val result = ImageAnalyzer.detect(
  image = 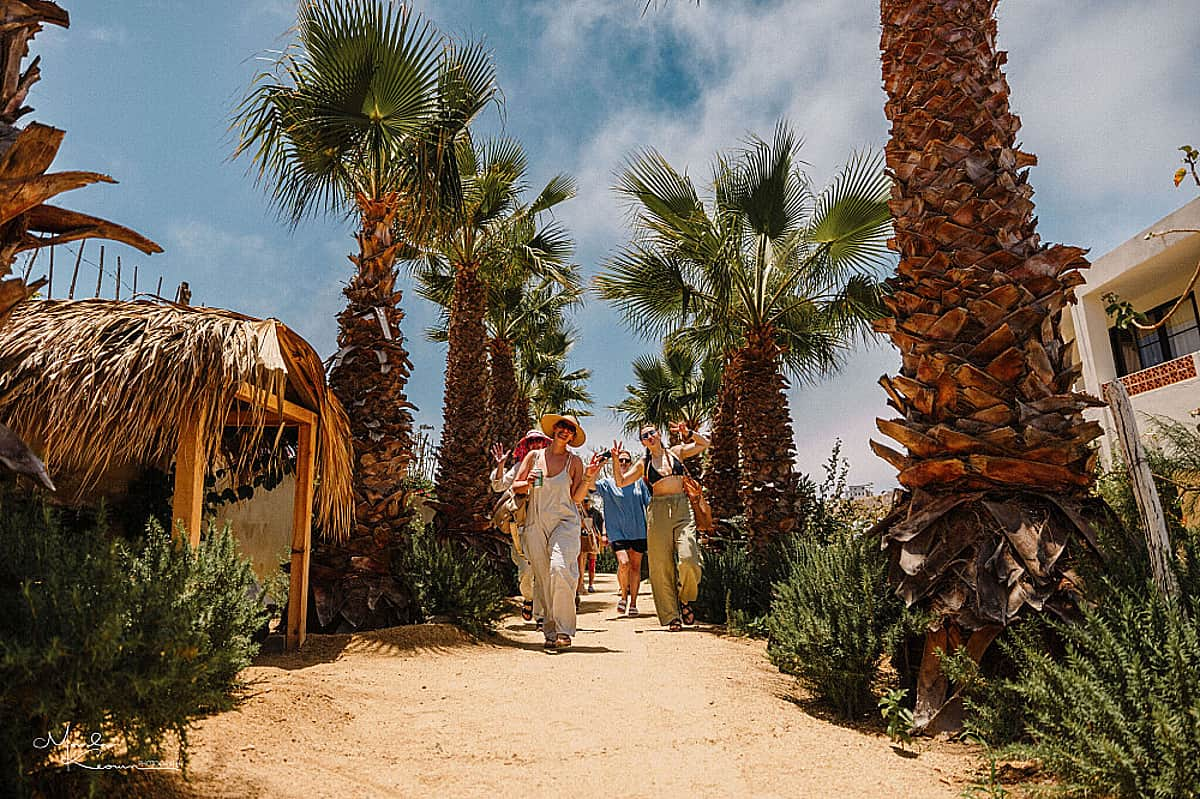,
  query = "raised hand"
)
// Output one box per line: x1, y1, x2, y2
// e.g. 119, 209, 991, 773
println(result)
586, 451, 606, 476
490, 442, 510, 465
668, 420, 690, 440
